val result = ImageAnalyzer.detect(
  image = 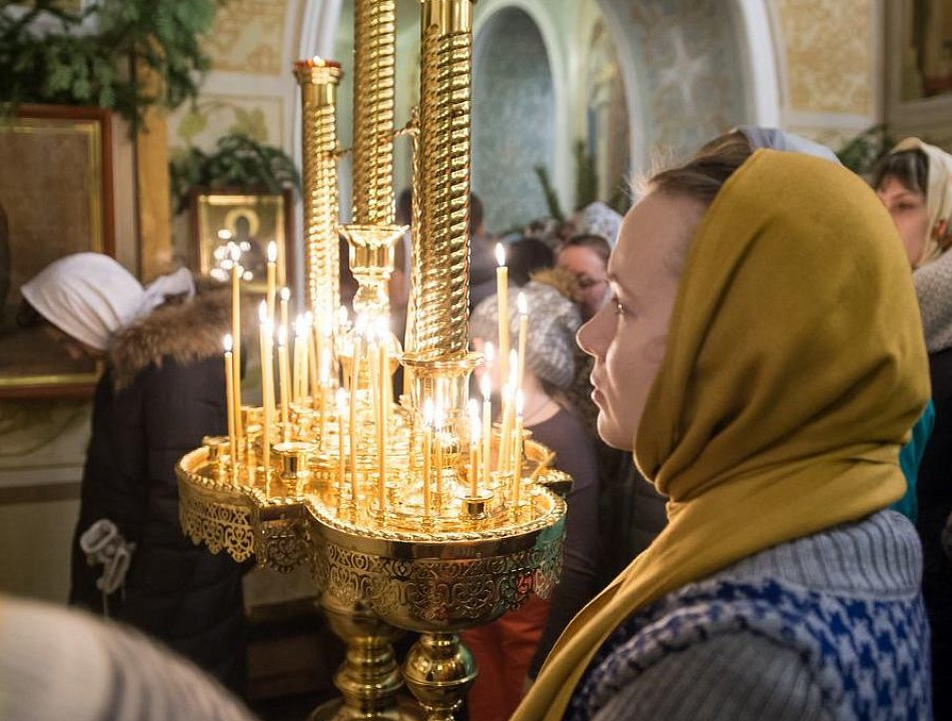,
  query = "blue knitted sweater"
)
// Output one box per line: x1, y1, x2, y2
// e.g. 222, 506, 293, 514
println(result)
566, 511, 932, 721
